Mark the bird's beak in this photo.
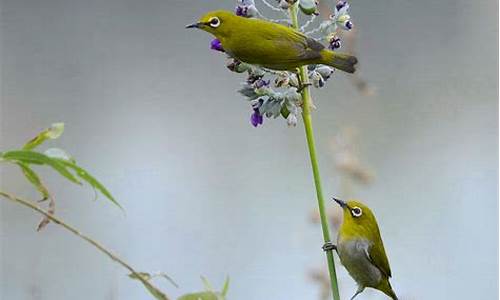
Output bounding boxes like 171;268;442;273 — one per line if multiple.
333;197;347;208
185;22;202;29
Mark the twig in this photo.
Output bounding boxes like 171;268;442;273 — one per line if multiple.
300;14;317;32
259;0;283;12
0;190;170;300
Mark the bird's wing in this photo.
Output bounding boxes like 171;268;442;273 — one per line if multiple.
226;19;324;68
265;27;324;62
365;232;392;278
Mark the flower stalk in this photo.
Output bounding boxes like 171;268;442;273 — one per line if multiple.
0;190;170;300
289;3;341;300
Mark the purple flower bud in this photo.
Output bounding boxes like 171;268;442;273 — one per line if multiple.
247;73;264;84
235;6;244;16
345;20;353;30
335;1;347;11
316;66;335;80
235;5;257;17
250;108;264;127
253;79;270;89
329;36;342;50
251;98;264;109
210;39;224;52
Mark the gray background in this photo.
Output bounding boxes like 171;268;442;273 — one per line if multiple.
0;0;498;299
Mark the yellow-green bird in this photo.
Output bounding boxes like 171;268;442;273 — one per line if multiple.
323;198;398;300
186;10;357;73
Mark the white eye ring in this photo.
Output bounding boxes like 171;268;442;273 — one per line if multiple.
351;207;362;217
208;17;221;28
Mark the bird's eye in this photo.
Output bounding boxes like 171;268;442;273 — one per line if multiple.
208;17;221;28
351;207;362;217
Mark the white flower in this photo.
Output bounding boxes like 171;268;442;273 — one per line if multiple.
287;113;298;126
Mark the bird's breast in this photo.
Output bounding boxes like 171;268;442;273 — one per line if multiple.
337;238;383;288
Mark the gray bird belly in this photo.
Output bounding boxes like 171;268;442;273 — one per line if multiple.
337;239;382;288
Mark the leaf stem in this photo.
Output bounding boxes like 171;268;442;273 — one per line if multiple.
289;4;341;300
0;190;170;300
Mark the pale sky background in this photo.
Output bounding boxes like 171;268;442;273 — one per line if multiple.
0;0;498;299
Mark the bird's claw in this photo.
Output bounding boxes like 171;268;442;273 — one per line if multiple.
322;241;337;252
297;82;312;93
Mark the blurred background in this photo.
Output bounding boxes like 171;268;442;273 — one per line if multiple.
0;0;498;299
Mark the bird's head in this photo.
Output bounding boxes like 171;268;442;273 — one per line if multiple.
333;198;379;236
186;10;236;37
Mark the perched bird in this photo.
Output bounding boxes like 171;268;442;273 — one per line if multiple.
323;198;398;300
186;10;357;73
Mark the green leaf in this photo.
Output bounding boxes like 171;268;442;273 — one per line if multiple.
45;148;75;162
128;272;178;288
2;150;81;184
177;292;221;300
200;276;214;292
141;281;170;300
55;159;123;210
177;276;228;300
17;163;50;200
280;105;290;119
221;277;230;298
23;123;65;150
127;272;170;300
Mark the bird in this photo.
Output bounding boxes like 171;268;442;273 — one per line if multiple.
186;10;357;73
323;198;398;300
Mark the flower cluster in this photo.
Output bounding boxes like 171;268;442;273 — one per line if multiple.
210;0;354;127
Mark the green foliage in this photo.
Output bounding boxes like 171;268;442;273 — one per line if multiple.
177;291;221;300
23;122;65;150
221;277;230;298
177;277;230;300
0;123;121;210
1;123;233;300
128;275;170;300
55;158;122;210
130;272;178;288
128;271;180;298
0;123;172;298
3;150;82;184
17;163;50;200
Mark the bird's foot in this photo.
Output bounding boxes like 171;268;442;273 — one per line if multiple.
322;241;337;252
297;82;312;93
350;287;365;300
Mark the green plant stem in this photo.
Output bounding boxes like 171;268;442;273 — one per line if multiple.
0;190;169;300
289;4;341;300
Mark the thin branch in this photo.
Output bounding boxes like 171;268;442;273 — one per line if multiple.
0;190;170;300
255;11;290;23
304;24;326;36
255;0;290;23
259;0;283;12
300;14;317;32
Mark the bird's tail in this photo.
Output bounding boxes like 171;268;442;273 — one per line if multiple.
320;50;358;73
378;279;398;300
